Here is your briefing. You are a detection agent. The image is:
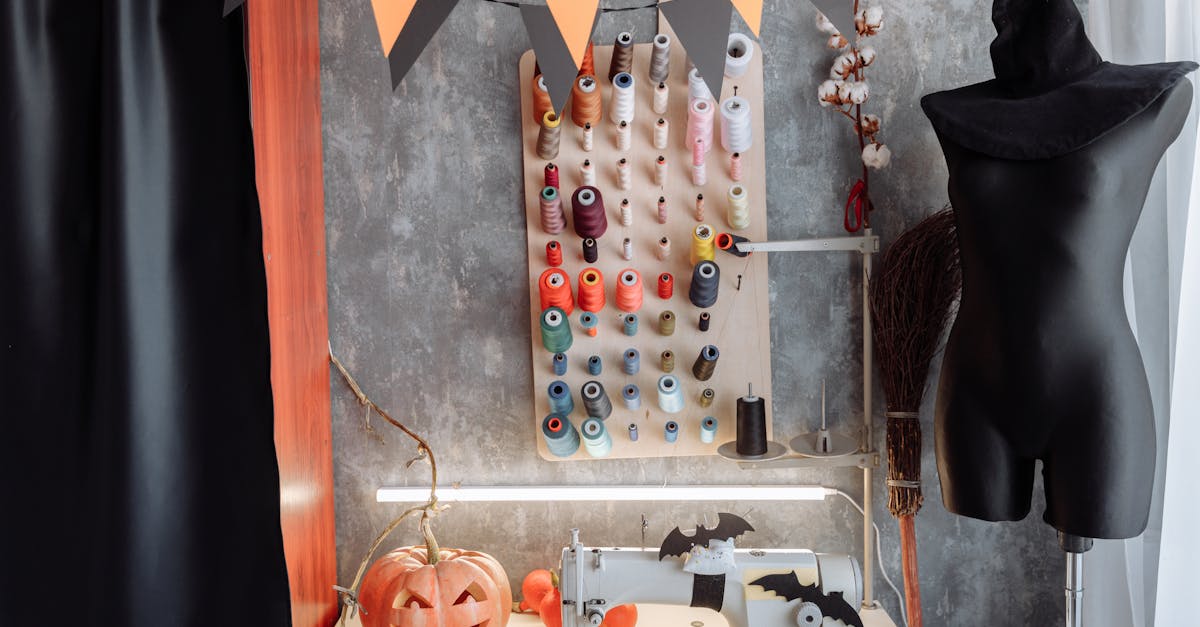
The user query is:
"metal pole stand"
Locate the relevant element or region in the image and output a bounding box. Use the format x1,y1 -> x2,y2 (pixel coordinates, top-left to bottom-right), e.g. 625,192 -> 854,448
1059,532 -> 1093,627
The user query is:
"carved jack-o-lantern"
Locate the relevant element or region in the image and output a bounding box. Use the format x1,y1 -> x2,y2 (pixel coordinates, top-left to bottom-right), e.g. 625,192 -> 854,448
359,546 -> 512,627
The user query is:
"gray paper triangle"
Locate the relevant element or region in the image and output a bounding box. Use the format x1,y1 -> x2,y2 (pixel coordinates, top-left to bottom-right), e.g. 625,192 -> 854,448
661,0 -> 733,101
521,4 -> 577,115
223,0 -> 243,17
387,0 -> 461,90
809,0 -> 855,41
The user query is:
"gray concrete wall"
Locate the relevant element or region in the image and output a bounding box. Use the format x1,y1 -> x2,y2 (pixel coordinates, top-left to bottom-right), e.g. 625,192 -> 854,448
320,1 -> 1066,623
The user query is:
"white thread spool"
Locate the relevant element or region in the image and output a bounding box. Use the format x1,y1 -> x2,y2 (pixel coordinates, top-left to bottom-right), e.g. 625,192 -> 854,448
582,122 -> 593,152
654,118 -> 669,151
609,72 -> 636,125
686,98 -> 714,155
724,33 -> 754,78
720,96 -> 753,154
727,183 -> 750,230
654,155 -> 668,187
657,236 -> 671,261
657,375 -> 685,413
653,81 -> 669,115
581,159 -> 595,186
688,67 -> 713,102
616,120 -> 631,152
617,158 -> 631,191
620,198 -> 633,227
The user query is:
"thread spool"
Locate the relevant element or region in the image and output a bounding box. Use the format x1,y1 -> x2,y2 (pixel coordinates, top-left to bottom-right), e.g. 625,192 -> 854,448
546,240 -> 563,267
542,414 -> 580,458
654,118 -> 669,151
587,355 -> 603,376
699,311 -> 711,332
538,268 -> 574,314
628,423 -> 639,441
649,33 -> 671,83
692,344 -> 720,381
579,311 -> 599,337
619,198 -> 633,227
577,267 -> 605,312
610,72 -> 636,125
654,155 -> 668,187
664,421 -> 679,443
580,159 -> 596,186
544,162 -> 560,189
727,184 -> 751,230
617,157 -> 631,190
659,311 -> 676,336
720,96 -> 753,154
736,385 -> 768,456
657,196 -> 668,224
687,67 -> 713,102
622,313 -> 638,336
689,261 -> 720,308
729,152 -> 742,182
540,186 -> 566,234
700,416 -> 718,444
547,380 -> 574,416
657,374 -> 684,413
582,122 -> 594,152
537,111 -> 562,160
622,385 -> 641,410
660,349 -> 675,372
716,232 -> 751,257
691,138 -> 707,186
582,238 -> 598,263
695,193 -> 706,221
690,223 -> 716,265
540,306 -> 573,353
653,81 -> 669,115
658,272 -> 674,299
616,120 -> 631,152
581,380 -> 613,420
532,74 -> 553,124
572,186 -> 607,238
578,41 -> 595,77
615,269 -> 643,312
571,75 -> 602,128
622,348 -> 640,375
621,237 -> 633,261
724,33 -> 755,78
657,236 -> 671,261
552,352 -> 568,376
582,418 -> 612,457
608,32 -> 634,81
687,99 -> 715,156
699,387 -> 715,408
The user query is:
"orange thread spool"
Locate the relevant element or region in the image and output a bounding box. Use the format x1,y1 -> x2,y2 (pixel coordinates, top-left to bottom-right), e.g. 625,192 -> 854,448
658,272 -> 674,299
532,74 -> 553,125
571,75 -> 603,128
577,267 -> 606,313
578,41 -> 595,78
615,268 -> 644,313
539,268 -> 574,315
546,240 -> 563,267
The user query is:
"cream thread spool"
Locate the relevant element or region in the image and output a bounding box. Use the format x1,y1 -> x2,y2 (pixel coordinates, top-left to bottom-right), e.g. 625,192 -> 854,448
609,72 -> 636,125
654,118 -> 669,151
622,237 -> 634,261
695,193 -> 705,221
654,155 -> 668,187
720,96 -> 753,154
687,66 -> 713,102
653,81 -> 669,115
620,198 -> 633,227
657,235 -> 671,261
581,159 -> 595,186
616,120 -> 631,152
582,122 -> 594,152
724,33 -> 754,78
649,33 -> 671,84
727,183 -> 751,230
657,196 -> 668,224
691,138 -> 707,187
617,158 -> 631,191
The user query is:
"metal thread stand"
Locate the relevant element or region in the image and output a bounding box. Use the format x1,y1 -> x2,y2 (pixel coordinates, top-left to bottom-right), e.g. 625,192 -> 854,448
1060,532 -> 1092,627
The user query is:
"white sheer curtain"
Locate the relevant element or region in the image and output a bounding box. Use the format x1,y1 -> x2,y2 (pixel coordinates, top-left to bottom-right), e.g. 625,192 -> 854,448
1087,1 -> 1199,626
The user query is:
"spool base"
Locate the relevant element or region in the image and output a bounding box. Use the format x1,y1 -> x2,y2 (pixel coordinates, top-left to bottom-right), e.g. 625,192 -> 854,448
717,440 -> 788,462
789,431 -> 859,458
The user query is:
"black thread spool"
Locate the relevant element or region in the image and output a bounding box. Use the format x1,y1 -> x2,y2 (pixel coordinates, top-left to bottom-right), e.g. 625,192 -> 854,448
582,237 -> 598,263
689,260 -> 720,308
698,311 -> 711,332
692,344 -> 719,381
572,186 -> 608,239
736,384 -> 768,456
581,380 -> 613,420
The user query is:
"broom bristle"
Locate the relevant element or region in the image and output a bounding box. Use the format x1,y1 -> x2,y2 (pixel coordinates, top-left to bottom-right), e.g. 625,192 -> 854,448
870,206 -> 961,518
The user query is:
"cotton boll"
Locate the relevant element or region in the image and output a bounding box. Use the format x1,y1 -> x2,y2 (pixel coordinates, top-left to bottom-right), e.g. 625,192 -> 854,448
837,80 -> 855,105
859,114 -> 881,136
855,6 -> 883,36
858,46 -> 877,67
818,80 -> 842,107
815,12 -> 839,35
827,34 -> 849,49
862,143 -> 892,169
865,6 -> 884,28
848,80 -> 870,104
830,53 -> 857,79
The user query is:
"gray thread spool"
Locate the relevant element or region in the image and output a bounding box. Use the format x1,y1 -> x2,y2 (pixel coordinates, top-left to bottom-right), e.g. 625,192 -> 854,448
649,33 -> 671,83
689,260 -> 720,308
581,380 -> 613,420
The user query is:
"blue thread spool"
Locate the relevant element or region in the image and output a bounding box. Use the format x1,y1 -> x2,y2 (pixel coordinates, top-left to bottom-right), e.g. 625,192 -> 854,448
580,311 -> 599,336
622,384 -> 641,410
623,313 -> 639,336
540,306 -> 573,353
587,354 -> 603,375
582,418 -> 612,457
547,380 -> 574,416
542,414 -> 580,457
664,421 -> 679,443
552,352 -> 568,376
657,375 -> 684,413
623,348 -> 640,375
700,416 -> 718,443
628,423 -> 639,441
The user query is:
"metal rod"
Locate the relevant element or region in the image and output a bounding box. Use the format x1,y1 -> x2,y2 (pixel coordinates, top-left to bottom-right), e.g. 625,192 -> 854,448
735,234 -> 878,254
861,228 -> 876,607
1065,551 -> 1083,627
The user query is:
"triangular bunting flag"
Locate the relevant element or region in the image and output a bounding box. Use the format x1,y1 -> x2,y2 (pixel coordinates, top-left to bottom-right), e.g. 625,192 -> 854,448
660,0 -> 733,101
375,0 -> 461,89
546,0 -> 601,72
730,0 -> 763,38
810,0 -> 856,41
370,0 -> 419,56
223,0 -> 244,17
521,4 -> 577,115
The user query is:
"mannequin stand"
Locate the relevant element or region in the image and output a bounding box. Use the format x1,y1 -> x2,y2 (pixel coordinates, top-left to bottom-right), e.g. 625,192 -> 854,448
1059,532 -> 1093,627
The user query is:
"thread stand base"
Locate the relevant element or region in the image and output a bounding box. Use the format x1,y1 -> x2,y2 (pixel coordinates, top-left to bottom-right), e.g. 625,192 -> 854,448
716,440 -> 788,462
789,431 -> 859,458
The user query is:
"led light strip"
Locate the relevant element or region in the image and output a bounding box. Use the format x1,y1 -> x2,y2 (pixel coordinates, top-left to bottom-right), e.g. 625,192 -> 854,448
376,485 -> 834,503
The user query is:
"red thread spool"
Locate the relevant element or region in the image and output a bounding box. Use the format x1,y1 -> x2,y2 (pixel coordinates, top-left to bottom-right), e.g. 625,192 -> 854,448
546,240 -> 563,267
572,186 -> 608,239
544,162 -> 559,189
658,272 -> 674,299
615,269 -> 643,313
577,268 -> 606,313
539,268 -> 574,315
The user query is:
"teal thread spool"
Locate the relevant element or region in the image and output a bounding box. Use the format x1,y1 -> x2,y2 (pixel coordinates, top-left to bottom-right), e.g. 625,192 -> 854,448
547,380 -> 574,416
700,416 -> 718,443
542,414 -> 580,457
657,374 -> 684,413
622,348 -> 640,375
623,312 -> 639,336
582,418 -> 612,457
552,352 -> 568,376
587,355 -> 603,375
580,311 -> 599,336
540,306 -> 573,353
664,420 -> 679,443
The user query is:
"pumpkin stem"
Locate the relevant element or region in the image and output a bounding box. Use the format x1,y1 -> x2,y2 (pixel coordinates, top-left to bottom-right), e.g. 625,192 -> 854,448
421,510 -> 442,565
551,570 -> 560,589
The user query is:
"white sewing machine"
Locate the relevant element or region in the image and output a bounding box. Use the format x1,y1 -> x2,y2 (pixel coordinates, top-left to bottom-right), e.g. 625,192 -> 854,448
558,528 -> 865,627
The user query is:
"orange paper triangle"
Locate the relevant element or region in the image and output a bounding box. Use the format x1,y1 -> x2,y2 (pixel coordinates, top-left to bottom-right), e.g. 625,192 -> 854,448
547,0 -> 601,71
731,0 -> 763,37
371,0 -> 419,56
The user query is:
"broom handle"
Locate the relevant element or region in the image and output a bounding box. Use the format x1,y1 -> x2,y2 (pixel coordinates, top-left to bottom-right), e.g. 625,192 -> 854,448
900,515 -> 923,627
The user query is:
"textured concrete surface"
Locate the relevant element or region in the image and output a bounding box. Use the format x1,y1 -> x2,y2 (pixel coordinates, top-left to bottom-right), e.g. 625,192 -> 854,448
320,1 -> 1068,623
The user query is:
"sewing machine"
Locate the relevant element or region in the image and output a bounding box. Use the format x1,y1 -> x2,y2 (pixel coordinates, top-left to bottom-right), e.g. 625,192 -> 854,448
558,528 -> 864,627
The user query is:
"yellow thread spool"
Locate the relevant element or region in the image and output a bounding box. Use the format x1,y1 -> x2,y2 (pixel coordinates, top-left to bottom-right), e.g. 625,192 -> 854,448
690,223 -> 716,266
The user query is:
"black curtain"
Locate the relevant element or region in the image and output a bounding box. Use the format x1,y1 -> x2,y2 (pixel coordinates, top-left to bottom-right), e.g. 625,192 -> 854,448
0,2 -> 291,624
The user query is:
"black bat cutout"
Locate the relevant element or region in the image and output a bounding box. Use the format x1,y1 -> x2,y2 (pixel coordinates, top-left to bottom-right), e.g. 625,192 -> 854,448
748,572 -> 864,627
658,512 -> 755,560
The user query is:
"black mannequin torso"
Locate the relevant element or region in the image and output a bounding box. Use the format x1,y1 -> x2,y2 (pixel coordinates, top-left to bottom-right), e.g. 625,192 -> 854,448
934,79 -> 1194,539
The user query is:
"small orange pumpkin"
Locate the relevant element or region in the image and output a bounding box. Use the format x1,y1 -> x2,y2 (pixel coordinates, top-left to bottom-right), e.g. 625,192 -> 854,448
538,586 -> 562,627
359,545 -> 512,627
600,604 -> 638,627
520,569 -> 555,612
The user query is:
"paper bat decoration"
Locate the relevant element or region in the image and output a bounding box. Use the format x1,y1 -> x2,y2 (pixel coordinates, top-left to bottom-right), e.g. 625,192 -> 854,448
658,513 -> 755,560
748,572 -> 864,627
